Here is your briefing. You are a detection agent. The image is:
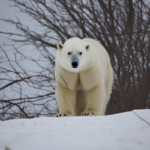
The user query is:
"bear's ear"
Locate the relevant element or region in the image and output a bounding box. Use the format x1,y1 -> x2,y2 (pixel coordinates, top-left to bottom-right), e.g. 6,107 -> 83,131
85,45 -> 90,51
57,43 -> 64,51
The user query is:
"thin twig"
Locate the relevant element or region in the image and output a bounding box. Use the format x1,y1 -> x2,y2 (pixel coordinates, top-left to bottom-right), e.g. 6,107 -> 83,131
132,110 -> 150,126
59,73 -> 70,92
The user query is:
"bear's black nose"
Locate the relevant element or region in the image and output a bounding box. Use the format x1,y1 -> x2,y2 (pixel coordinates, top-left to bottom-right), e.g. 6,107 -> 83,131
72,62 -> 78,68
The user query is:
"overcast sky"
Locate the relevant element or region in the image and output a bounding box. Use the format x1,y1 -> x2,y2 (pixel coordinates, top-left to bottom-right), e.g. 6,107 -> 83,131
0,0 -> 37,32
0,1 -> 57,111
0,1 -> 15,33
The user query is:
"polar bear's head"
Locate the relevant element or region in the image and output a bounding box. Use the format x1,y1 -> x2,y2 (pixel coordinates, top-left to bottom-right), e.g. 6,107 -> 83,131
57,38 -> 92,73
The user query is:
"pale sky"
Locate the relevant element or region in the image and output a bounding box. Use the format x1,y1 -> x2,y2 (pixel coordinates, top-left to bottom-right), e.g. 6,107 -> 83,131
0,0 -> 57,115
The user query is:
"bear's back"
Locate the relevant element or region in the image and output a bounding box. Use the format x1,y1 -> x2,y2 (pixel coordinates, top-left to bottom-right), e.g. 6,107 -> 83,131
83,38 -> 110,74
82,38 -> 110,64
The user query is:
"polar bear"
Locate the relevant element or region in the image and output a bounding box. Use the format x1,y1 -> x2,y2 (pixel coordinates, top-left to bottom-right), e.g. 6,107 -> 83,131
55,38 -> 113,117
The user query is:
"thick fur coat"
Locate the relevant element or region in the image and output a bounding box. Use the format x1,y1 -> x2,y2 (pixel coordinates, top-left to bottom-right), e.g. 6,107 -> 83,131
55,38 -> 113,117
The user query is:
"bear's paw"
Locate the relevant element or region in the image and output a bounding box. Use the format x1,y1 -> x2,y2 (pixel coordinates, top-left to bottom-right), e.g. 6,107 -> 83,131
55,113 -> 73,117
81,111 -> 99,116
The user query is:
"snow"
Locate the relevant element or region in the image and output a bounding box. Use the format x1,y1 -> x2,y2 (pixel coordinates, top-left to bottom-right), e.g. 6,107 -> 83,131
0,110 -> 150,150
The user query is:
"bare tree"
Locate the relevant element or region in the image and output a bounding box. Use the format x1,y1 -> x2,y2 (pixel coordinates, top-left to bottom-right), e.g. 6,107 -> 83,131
0,44 -> 57,120
0,0 -> 150,120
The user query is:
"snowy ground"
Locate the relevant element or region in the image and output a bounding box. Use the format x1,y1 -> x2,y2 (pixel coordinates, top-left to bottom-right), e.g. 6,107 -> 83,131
0,110 -> 150,150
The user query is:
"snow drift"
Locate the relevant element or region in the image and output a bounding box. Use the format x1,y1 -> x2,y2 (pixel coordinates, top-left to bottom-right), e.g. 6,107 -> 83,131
0,109 -> 150,150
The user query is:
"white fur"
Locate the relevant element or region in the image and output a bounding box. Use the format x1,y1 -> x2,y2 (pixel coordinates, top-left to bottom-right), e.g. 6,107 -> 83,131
55,38 -> 113,117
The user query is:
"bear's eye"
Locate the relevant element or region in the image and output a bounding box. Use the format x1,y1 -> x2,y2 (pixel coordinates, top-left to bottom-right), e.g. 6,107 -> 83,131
68,52 -> 72,55
79,52 -> 82,55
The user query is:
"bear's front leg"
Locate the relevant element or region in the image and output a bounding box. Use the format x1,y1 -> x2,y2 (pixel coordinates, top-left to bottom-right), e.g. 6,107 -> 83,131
55,86 -> 76,117
81,84 -> 106,116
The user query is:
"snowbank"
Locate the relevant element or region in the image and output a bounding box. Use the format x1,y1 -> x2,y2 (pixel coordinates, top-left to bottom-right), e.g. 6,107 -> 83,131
0,109 -> 150,150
